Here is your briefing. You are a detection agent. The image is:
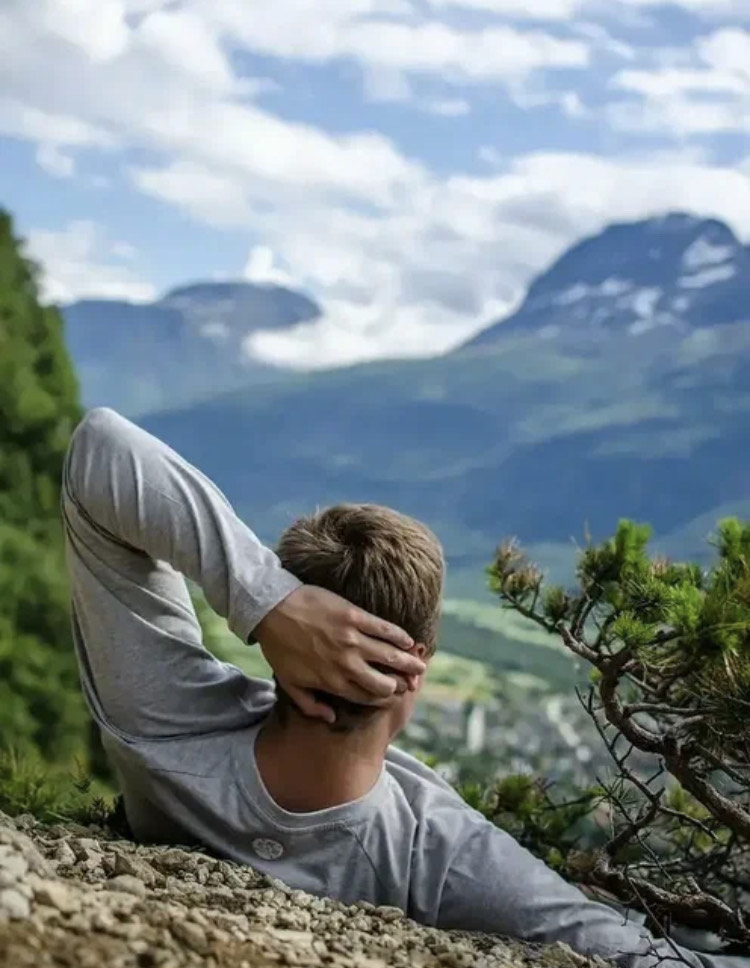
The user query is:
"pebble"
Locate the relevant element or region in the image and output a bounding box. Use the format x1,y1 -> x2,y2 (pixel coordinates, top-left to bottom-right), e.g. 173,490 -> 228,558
171,918 -> 210,955
34,878 -> 82,914
0,852 -> 28,886
377,906 -> 405,922
114,851 -> 157,885
53,842 -> 77,867
106,874 -> 148,898
0,886 -> 31,919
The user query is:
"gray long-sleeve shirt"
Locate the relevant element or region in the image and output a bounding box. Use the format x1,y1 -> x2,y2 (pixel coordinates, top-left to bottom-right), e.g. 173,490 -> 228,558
62,408 -> 744,967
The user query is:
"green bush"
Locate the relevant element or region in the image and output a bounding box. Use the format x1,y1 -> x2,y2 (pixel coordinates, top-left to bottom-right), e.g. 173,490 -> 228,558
0,209 -> 87,762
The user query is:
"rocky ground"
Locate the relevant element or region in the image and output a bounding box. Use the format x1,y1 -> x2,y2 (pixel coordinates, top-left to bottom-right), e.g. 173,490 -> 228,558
0,812 -> 608,968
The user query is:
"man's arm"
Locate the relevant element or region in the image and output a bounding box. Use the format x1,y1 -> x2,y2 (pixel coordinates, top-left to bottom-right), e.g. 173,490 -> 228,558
438,811 -> 746,968
63,408 -> 425,736
64,407 -> 301,645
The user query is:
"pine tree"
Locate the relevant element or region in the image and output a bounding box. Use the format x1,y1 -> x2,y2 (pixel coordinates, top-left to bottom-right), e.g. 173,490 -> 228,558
0,209 -> 86,759
484,519 -> 750,949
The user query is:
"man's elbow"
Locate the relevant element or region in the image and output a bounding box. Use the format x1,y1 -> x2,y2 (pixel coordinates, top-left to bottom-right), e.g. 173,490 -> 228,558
65,407 -> 125,501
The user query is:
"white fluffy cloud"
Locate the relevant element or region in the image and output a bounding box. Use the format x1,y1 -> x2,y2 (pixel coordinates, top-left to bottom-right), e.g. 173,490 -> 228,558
242,150 -> 750,368
425,0 -> 584,19
3,0 -> 750,367
18,0 -> 131,63
201,1 -> 591,85
419,0 -> 750,19
608,28 -> 750,135
35,144 -> 75,178
25,221 -> 156,303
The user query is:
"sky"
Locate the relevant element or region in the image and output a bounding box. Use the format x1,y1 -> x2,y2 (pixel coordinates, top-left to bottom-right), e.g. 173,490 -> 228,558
0,0 -> 748,369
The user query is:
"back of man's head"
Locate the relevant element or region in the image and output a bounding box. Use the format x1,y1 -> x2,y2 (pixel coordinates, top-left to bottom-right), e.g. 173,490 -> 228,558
276,503 -> 445,731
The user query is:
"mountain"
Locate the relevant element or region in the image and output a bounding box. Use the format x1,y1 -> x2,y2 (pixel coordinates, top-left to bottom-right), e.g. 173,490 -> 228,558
133,215 -> 749,595
469,213 -> 748,347
63,281 -> 321,416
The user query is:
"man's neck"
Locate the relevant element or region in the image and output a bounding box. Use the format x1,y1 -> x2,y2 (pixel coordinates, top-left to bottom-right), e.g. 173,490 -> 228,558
255,715 -> 390,813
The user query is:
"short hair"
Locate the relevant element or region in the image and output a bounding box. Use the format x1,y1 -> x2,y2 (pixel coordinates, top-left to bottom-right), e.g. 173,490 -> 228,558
275,503 -> 444,730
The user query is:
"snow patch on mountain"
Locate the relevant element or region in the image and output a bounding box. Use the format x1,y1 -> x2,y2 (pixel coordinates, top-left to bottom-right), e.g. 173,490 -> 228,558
682,237 -> 735,272
678,263 -> 737,290
552,278 -> 631,307
201,321 -> 230,342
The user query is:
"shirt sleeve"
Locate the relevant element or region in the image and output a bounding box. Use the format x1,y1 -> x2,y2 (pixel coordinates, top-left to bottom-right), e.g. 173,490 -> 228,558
439,812 -> 747,968
62,406 -> 301,740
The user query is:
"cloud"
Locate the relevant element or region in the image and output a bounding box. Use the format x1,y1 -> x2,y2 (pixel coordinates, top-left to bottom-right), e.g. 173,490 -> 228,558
135,7 -> 237,93
242,150 -> 750,369
35,144 -> 75,178
24,221 -> 156,303
130,161 -> 255,226
3,0 -> 750,369
424,98 -> 473,116
0,6 -> 426,209
0,97 -> 117,178
243,246 -> 296,288
203,1 -> 591,85
0,99 -> 116,147
417,0 -> 750,20
699,27 -> 750,80
11,0 -> 131,63
607,28 -> 750,136
510,87 -> 588,117
628,0 -> 750,18
424,0 -> 584,19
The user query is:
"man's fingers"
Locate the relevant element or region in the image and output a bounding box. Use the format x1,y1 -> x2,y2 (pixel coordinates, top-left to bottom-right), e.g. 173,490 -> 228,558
287,685 -> 336,724
354,610 -> 414,650
361,641 -> 427,677
343,659 -> 402,700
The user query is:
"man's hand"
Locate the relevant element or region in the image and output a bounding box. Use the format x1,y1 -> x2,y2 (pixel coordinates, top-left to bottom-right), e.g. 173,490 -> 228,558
253,586 -> 427,723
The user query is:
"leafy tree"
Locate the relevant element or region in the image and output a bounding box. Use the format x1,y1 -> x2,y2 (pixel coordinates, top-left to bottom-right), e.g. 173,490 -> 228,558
484,519 -> 750,949
0,209 -> 86,759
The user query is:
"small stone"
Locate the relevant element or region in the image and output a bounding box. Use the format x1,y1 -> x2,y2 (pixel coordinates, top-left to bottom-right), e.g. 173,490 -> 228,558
155,849 -> 193,873
106,874 -> 148,898
34,879 -> 81,914
0,887 -> 31,919
0,853 -> 28,887
377,906 -> 405,922
71,838 -> 102,856
91,909 -> 117,932
53,842 -> 77,867
114,852 -> 156,886
171,918 -> 210,955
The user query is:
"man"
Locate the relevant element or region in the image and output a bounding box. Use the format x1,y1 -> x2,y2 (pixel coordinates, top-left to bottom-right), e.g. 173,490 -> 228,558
63,408 -> 743,967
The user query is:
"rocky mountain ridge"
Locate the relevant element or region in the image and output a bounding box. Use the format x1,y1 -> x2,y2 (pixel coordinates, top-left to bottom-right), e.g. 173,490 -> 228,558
0,813 -> 601,968
467,214 -> 748,348
63,282 -> 321,416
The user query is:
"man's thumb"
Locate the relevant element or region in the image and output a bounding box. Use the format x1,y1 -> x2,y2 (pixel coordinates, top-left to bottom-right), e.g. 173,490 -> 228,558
287,685 -> 336,725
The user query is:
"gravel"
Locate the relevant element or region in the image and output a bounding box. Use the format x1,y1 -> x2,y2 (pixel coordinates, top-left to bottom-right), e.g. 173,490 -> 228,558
0,811 -> 609,968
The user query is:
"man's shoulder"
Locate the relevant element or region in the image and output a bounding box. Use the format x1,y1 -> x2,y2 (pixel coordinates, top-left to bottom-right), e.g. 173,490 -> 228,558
385,745 -> 461,797
383,746 -> 482,842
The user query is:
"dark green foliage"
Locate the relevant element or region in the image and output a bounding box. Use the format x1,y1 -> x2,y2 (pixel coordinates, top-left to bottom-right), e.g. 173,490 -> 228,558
460,775 -> 604,874
486,518 -> 750,948
0,209 -> 86,760
0,748 -> 118,828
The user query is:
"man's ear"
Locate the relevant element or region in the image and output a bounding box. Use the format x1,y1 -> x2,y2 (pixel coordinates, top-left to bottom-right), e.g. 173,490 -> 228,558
405,643 -> 430,693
